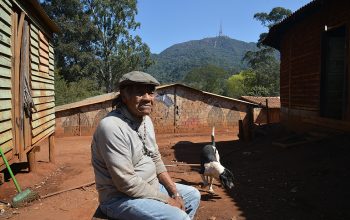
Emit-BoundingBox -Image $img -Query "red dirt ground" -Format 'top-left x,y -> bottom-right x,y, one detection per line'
1,124 -> 350,220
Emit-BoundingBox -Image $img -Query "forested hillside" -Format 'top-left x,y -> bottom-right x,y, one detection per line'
147,36 -> 258,83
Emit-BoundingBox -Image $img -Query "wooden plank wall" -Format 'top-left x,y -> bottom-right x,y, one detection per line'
0,0 -> 14,157
30,24 -> 55,145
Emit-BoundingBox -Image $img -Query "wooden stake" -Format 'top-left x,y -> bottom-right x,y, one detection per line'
40,181 -> 95,199
49,134 -> 55,163
27,146 -> 40,172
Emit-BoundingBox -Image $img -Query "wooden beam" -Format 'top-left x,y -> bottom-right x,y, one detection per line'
11,11 -> 17,155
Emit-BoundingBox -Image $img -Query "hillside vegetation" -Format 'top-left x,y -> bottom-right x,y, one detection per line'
148,36 -> 258,83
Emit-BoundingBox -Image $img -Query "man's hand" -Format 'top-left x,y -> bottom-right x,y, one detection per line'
167,196 -> 185,211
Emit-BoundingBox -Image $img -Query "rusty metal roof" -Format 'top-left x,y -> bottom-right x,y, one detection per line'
262,0 -> 322,50
240,96 -> 280,108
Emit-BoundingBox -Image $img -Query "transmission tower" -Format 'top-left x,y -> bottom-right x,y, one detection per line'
214,21 -> 223,48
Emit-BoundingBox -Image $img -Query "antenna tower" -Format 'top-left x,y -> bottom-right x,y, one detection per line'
219,21 -> 223,37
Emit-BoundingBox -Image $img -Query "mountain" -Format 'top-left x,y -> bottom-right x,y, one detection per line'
147,36 -> 258,83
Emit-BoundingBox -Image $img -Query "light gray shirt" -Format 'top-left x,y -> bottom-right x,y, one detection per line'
91,105 -> 168,204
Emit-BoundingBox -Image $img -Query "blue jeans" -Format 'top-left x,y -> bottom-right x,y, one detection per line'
100,183 -> 201,220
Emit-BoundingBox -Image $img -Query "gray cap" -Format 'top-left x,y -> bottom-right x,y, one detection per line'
118,71 -> 160,88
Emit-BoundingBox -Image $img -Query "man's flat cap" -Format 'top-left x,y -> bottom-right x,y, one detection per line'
119,71 -> 160,88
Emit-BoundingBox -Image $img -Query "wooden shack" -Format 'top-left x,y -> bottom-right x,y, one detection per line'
0,0 -> 58,174
263,0 -> 350,132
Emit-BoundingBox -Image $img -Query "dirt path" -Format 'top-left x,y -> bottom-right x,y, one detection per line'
1,125 -> 350,220
1,134 -> 242,220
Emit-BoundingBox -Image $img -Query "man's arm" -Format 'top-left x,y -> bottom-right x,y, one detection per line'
158,172 -> 185,210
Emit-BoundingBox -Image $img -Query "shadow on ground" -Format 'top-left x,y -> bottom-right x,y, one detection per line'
172,124 -> 350,220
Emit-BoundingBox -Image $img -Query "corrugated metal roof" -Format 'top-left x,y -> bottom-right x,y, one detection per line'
240,96 -> 280,108
55,84 -> 258,112
263,0 -> 322,50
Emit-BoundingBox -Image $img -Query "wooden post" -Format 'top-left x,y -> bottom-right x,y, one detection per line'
241,106 -> 254,141
266,99 -> 270,124
28,146 -> 40,172
49,134 -> 56,163
238,119 -> 245,141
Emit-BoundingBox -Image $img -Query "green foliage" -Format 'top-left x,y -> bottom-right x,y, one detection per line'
226,70 -> 256,98
183,65 -> 229,95
55,73 -> 103,106
41,0 -> 153,93
147,36 -> 258,83
243,48 -> 280,95
41,0 -> 99,82
254,7 -> 292,45
232,6 -> 291,97
84,0 -> 153,92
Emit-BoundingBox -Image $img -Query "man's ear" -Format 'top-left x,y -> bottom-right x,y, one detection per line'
120,88 -> 128,103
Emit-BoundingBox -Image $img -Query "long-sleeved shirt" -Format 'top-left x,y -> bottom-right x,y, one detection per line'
91,105 -> 169,204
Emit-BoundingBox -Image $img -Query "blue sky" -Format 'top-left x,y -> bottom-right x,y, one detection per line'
134,0 -> 311,54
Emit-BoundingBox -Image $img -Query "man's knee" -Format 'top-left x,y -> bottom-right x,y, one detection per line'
172,209 -> 191,220
190,186 -> 201,201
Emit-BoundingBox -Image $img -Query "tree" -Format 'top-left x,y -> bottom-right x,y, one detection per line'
183,65 -> 228,95
54,72 -> 102,106
41,0 -> 99,82
84,0 -> 153,92
42,0 -> 153,93
226,70 -> 256,98
241,7 -> 292,96
254,7 -> 292,46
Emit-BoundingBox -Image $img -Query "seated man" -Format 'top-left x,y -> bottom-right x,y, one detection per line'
91,71 -> 201,220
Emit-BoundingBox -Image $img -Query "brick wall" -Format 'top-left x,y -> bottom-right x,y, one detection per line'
166,86 -> 247,134
55,101 -> 113,137
279,1 -> 350,130
55,85 -> 253,137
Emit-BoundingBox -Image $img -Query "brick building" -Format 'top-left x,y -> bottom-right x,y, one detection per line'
263,0 -> 350,132
240,96 -> 280,124
55,84 -> 256,138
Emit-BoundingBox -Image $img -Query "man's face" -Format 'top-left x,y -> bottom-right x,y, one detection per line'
121,84 -> 156,118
